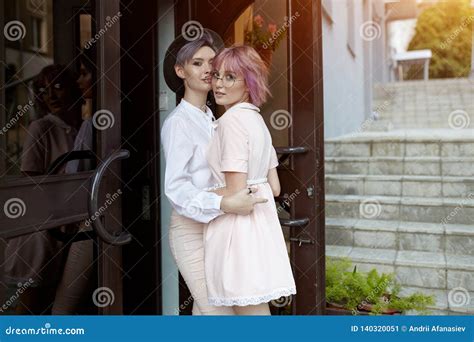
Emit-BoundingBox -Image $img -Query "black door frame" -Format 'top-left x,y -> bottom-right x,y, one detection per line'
120,0 -> 162,315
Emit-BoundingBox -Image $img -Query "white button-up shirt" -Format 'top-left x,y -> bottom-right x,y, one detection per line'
161,99 -> 224,223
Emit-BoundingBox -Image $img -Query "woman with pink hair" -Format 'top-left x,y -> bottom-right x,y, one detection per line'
205,45 -> 296,315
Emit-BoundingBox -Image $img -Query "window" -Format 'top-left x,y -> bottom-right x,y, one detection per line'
30,16 -> 43,50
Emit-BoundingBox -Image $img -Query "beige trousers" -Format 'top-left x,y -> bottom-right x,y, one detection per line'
168,210 -> 270,316
169,210 -> 234,315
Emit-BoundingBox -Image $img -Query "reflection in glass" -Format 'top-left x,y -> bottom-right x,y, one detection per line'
1,1 -> 97,315
1,3 -> 95,179
21,65 -> 82,177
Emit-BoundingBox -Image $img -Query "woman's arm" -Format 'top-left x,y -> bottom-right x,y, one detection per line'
213,169 -> 279,198
212,172 -> 248,197
267,167 -> 280,197
212,172 -> 269,215
267,146 -> 280,197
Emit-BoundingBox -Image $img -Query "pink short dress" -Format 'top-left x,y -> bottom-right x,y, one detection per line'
204,102 -> 296,306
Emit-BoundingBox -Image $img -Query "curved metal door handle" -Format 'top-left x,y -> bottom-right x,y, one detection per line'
89,149 -> 131,245
275,146 -> 309,164
279,218 -> 310,227
275,146 -> 308,155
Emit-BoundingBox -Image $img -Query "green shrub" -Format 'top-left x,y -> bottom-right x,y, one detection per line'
407,0 -> 473,78
326,258 -> 435,315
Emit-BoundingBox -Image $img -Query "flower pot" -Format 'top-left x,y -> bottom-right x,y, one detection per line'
326,302 -> 368,316
326,302 -> 402,316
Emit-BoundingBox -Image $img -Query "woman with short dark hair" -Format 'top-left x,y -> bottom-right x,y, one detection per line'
161,30 -> 267,315
5,64 -> 82,314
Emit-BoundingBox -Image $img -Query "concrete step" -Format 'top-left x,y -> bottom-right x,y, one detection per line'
326,246 -> 474,313
325,174 -> 474,198
372,79 -> 474,132
373,78 -> 473,95
325,194 -> 474,225
366,119 -> 474,131
325,130 -> 474,158
326,217 -> 474,255
325,156 -> 474,177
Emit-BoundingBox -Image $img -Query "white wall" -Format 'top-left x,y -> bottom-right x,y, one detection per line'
322,0 -> 371,139
158,0 -> 179,316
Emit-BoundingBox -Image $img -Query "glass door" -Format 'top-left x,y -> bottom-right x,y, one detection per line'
0,0 -> 128,315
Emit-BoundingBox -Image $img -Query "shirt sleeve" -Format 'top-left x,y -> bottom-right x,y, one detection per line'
269,146 -> 279,169
218,113 -> 249,173
65,119 -> 94,173
20,120 -> 47,174
161,116 -> 224,223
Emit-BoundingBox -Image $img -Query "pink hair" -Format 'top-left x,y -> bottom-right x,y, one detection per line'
213,45 -> 271,107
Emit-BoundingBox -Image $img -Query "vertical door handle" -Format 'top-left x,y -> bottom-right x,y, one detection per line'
89,149 -> 131,245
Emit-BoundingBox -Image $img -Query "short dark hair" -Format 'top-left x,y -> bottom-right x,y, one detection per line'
33,64 -> 81,117
175,31 -> 218,67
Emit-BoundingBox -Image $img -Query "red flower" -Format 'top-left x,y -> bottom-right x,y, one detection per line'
254,15 -> 264,27
268,23 -> 277,35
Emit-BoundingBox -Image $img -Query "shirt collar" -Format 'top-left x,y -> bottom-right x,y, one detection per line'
225,102 -> 260,113
180,98 -> 215,121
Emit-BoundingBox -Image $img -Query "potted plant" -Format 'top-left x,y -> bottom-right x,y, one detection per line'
244,14 -> 287,66
326,258 -> 435,315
